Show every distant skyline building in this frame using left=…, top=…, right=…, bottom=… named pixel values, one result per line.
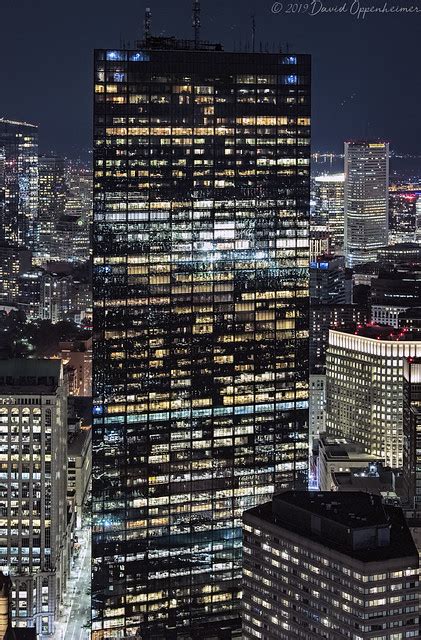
left=0, top=245, right=31, bottom=304
left=0, top=360, right=69, bottom=637
left=389, top=191, right=419, bottom=244
left=92, top=39, right=311, bottom=638
left=0, top=119, right=38, bottom=250
left=37, top=156, right=66, bottom=264
left=344, top=141, right=389, bottom=267
left=326, top=324, right=421, bottom=467
left=314, top=173, right=345, bottom=251
left=242, top=491, right=420, bottom=640
left=63, top=162, right=92, bottom=263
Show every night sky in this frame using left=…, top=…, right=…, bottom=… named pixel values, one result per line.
left=1, top=0, right=420, bottom=156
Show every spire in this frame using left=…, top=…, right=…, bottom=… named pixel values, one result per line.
left=144, top=7, right=151, bottom=40
left=193, top=0, right=200, bottom=47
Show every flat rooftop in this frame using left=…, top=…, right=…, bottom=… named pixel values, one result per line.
left=0, top=359, right=61, bottom=393
left=245, top=491, right=418, bottom=562
left=320, top=437, right=373, bottom=461
left=279, top=490, right=387, bottom=528
left=336, top=323, right=421, bottom=342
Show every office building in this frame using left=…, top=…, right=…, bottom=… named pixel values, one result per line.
left=318, top=436, right=385, bottom=492
left=344, top=141, right=389, bottom=267
left=404, top=357, right=421, bottom=508
left=371, top=267, right=421, bottom=328
left=62, top=162, right=92, bottom=263
left=389, top=191, right=419, bottom=244
left=0, top=119, right=38, bottom=250
left=68, top=427, right=92, bottom=528
left=326, top=324, right=421, bottom=468
left=55, top=213, right=91, bottom=264
left=59, top=334, right=92, bottom=397
left=399, top=307, right=421, bottom=331
left=314, top=173, right=345, bottom=251
left=309, top=225, right=330, bottom=262
left=242, top=491, right=419, bottom=640
left=92, top=39, right=310, bottom=637
left=37, top=156, right=66, bottom=264
left=0, top=360, right=68, bottom=636
left=377, top=241, right=421, bottom=265
left=330, top=464, right=398, bottom=501
left=0, top=572, right=36, bottom=640
left=309, top=254, right=345, bottom=305
left=309, top=303, right=370, bottom=374
left=39, top=271, right=73, bottom=323
left=309, top=374, right=326, bottom=455
left=0, top=245, right=31, bottom=304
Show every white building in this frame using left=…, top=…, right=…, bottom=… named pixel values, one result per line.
left=326, top=325, right=421, bottom=468
left=0, top=360, right=68, bottom=637
left=371, top=304, right=409, bottom=328
left=344, top=141, right=389, bottom=267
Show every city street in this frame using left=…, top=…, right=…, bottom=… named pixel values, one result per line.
left=54, top=527, right=91, bottom=640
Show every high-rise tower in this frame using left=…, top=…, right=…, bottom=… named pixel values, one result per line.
left=0, top=119, right=38, bottom=250
left=37, top=155, right=66, bottom=264
left=344, top=141, right=389, bottom=267
left=92, top=38, right=311, bottom=638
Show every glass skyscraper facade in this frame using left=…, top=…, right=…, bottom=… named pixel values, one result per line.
left=344, top=141, right=389, bottom=267
left=313, top=173, right=345, bottom=252
left=92, top=39, right=310, bottom=639
left=37, top=155, right=66, bottom=264
left=0, top=118, right=38, bottom=250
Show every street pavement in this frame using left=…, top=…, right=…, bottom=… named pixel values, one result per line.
left=54, top=527, right=91, bottom=640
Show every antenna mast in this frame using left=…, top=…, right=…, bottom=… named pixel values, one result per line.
left=144, top=7, right=151, bottom=40
left=251, top=15, right=256, bottom=53
left=193, top=0, right=201, bottom=47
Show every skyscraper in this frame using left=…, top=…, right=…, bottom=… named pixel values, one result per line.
left=314, top=173, right=345, bottom=252
left=0, top=360, right=69, bottom=637
left=0, top=119, right=38, bottom=250
left=344, top=141, right=389, bottom=267
left=309, top=254, right=346, bottom=305
left=92, top=38, right=310, bottom=638
left=37, top=156, right=66, bottom=264
left=326, top=324, right=421, bottom=468
left=242, top=491, right=420, bottom=640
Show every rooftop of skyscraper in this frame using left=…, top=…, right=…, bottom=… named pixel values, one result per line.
left=245, top=491, right=418, bottom=562
left=314, top=173, right=344, bottom=183
left=0, top=359, right=62, bottom=393
left=335, top=322, right=421, bottom=342
left=135, top=35, right=223, bottom=51
left=319, top=436, right=374, bottom=461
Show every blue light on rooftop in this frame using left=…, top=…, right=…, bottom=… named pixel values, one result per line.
left=106, top=51, right=126, bottom=61
left=129, top=51, right=150, bottom=62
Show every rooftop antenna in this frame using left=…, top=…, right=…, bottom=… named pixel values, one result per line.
left=144, top=7, right=151, bottom=39
left=251, top=14, right=256, bottom=53
left=193, top=0, right=201, bottom=47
